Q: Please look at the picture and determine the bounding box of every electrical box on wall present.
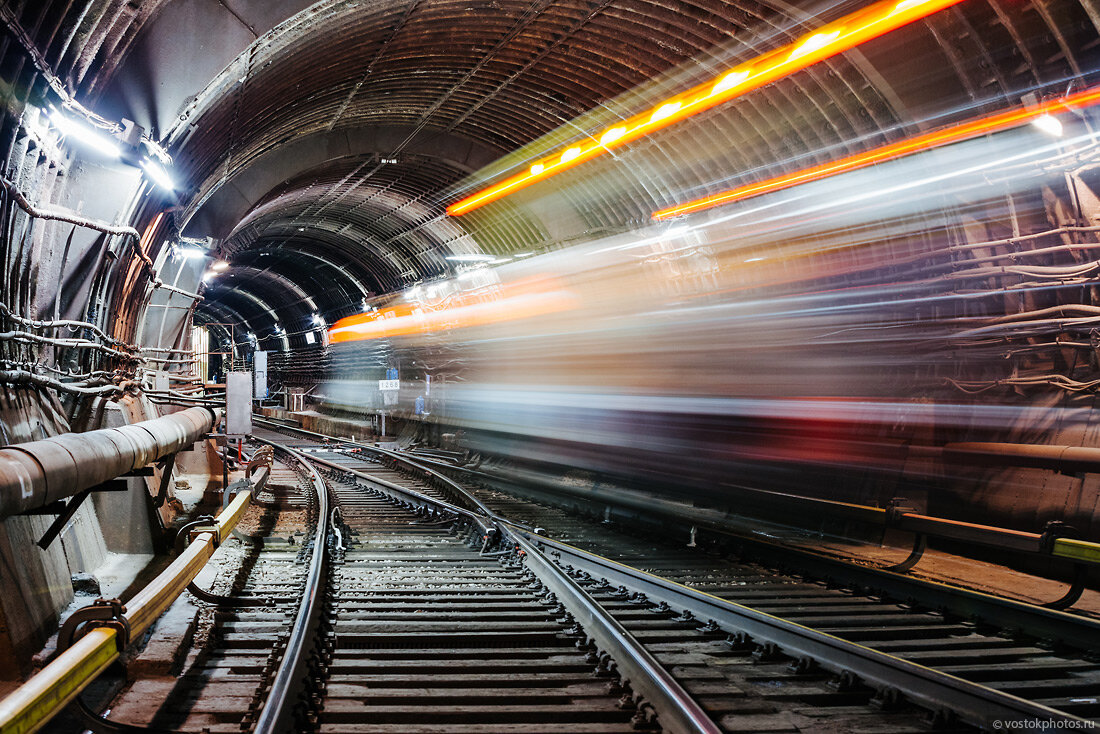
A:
[226,371,253,436]
[254,351,268,400]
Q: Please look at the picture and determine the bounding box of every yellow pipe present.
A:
[0,491,251,734]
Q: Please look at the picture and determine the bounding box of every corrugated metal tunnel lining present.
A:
[6,0,1094,337]
[5,2,1100,729]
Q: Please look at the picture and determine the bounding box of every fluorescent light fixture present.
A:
[211,260,230,271]
[490,258,513,264]
[49,109,120,158]
[141,159,175,191]
[178,246,207,259]
[712,71,750,95]
[445,253,496,262]
[651,101,682,123]
[142,138,172,164]
[1031,113,1063,137]
[744,256,766,263]
[514,252,536,258]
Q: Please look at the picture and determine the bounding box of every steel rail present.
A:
[422,457,1100,647]
[252,417,494,516]
[273,440,720,734]
[255,419,1100,568]
[249,439,330,734]
[416,454,1100,573]
[0,490,252,734]
[468,466,1100,725]
[511,531,721,734]
[255,424,1100,727]
[517,530,1092,732]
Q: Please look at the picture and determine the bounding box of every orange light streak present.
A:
[652,85,1100,220]
[328,277,578,343]
[446,0,965,217]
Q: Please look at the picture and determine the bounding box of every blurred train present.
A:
[319,127,1087,510]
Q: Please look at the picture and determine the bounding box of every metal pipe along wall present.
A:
[0,406,221,519]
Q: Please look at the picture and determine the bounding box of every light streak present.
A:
[652,85,1100,220]
[446,0,965,216]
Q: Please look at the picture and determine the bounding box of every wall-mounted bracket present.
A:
[35,480,129,550]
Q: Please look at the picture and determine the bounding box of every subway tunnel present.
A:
[2,0,1100,731]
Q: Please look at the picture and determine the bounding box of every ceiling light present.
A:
[789,30,842,61]
[600,127,626,146]
[211,261,230,271]
[141,159,175,190]
[446,253,496,262]
[1031,113,1063,137]
[48,109,120,158]
[650,102,682,123]
[530,163,545,175]
[178,247,207,259]
[561,147,582,163]
[712,71,750,95]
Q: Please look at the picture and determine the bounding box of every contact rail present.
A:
[0,478,259,734]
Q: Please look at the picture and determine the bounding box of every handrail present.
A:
[0,490,252,734]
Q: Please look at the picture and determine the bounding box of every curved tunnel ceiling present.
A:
[40,0,1100,340]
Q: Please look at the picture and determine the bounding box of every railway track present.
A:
[100,443,323,732]
[252,425,959,733]
[89,420,1100,733]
